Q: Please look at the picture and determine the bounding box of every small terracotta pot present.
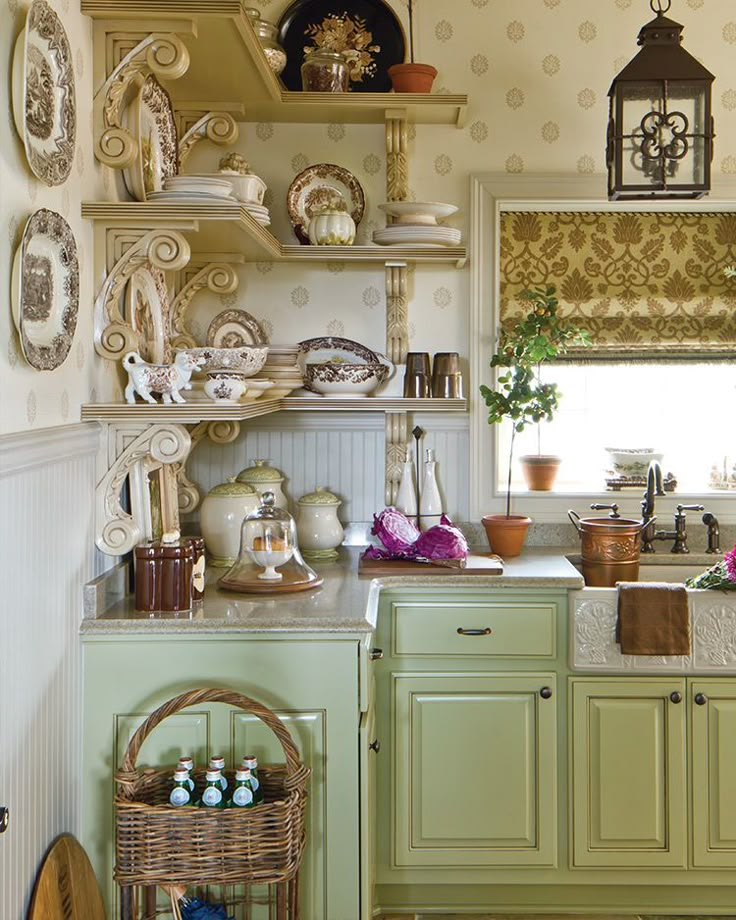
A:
[520,455,561,491]
[481,514,532,558]
[388,63,438,93]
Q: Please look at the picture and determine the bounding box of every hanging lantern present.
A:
[607,0,715,200]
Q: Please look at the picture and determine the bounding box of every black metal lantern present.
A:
[607,0,715,200]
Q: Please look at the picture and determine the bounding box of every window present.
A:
[469,173,736,521]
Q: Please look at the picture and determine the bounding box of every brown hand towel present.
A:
[616,582,690,656]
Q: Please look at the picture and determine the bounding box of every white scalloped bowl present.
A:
[378,201,459,226]
[176,346,268,376]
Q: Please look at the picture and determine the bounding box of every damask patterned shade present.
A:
[500,210,736,361]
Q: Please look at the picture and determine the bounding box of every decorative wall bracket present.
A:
[385,262,409,365]
[94,31,190,170]
[175,419,241,514]
[177,110,239,169]
[94,228,191,361]
[385,109,408,203]
[385,411,409,506]
[95,422,191,555]
[170,262,239,348]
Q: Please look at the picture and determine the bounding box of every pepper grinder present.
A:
[395,447,417,518]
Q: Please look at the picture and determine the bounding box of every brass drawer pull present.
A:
[694,692,708,706]
[456,627,492,636]
[670,691,682,704]
[540,687,553,700]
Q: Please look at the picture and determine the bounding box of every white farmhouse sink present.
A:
[569,557,736,674]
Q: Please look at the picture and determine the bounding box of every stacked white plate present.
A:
[244,202,271,226]
[373,225,462,247]
[373,200,461,247]
[148,176,236,201]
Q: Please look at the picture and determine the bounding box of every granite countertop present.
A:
[81,546,585,637]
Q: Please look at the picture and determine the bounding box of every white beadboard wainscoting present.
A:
[0,423,103,918]
[185,411,470,526]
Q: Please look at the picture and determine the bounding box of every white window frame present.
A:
[469,172,736,524]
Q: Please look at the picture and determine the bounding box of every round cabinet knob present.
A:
[670,691,682,704]
[540,687,553,700]
[369,648,384,661]
[369,739,381,753]
[694,693,708,706]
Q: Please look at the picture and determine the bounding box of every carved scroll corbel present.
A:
[96,423,191,556]
[385,412,409,506]
[385,262,409,365]
[171,263,239,349]
[178,112,239,169]
[95,33,190,170]
[176,420,241,513]
[385,110,408,202]
[94,229,191,361]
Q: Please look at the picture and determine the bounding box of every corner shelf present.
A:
[81,0,468,127]
[81,397,468,423]
[82,202,468,266]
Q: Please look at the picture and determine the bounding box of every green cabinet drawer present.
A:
[391,599,556,658]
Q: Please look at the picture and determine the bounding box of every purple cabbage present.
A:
[369,508,467,561]
[371,508,421,553]
[414,523,468,560]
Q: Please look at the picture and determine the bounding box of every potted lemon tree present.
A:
[479,284,590,556]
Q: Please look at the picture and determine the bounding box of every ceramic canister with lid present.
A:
[199,477,260,567]
[236,459,288,509]
[134,535,194,613]
[296,487,344,560]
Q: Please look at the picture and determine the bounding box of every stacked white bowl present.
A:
[253,345,303,398]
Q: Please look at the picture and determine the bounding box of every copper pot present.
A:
[568,510,647,587]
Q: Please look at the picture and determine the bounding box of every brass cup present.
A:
[432,372,464,398]
[405,352,431,377]
[403,371,431,398]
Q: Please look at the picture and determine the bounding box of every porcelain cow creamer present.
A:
[123,351,203,404]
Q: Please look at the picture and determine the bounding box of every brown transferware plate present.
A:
[287,163,365,244]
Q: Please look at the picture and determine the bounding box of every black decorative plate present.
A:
[277,0,406,93]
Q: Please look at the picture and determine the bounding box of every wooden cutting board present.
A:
[359,552,504,576]
[28,834,105,920]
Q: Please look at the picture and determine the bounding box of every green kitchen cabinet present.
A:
[392,671,558,868]
[691,679,736,868]
[570,678,688,869]
[82,633,370,920]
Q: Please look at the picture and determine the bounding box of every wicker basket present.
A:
[113,687,310,889]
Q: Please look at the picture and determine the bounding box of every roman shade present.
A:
[500,211,736,360]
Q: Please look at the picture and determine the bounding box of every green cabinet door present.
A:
[360,682,377,919]
[691,679,736,868]
[392,672,557,868]
[570,678,687,868]
[82,637,361,920]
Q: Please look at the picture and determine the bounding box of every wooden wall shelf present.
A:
[81,397,468,423]
[82,0,468,127]
[82,202,467,266]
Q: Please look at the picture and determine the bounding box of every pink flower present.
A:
[725,545,736,582]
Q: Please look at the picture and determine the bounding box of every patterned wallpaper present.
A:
[0,0,113,435]
[500,211,736,358]
[3,0,736,433]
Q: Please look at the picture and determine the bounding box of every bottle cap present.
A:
[209,756,225,768]
[205,769,222,782]
[235,768,252,780]
[178,757,193,769]
[242,755,258,766]
[173,769,189,781]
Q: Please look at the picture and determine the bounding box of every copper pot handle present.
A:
[568,510,582,533]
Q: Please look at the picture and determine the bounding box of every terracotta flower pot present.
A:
[481,514,532,558]
[388,63,437,93]
[520,455,561,491]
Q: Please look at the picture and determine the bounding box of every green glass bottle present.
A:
[208,755,228,792]
[200,769,226,808]
[177,756,196,792]
[169,768,193,807]
[241,755,264,804]
[229,767,256,808]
